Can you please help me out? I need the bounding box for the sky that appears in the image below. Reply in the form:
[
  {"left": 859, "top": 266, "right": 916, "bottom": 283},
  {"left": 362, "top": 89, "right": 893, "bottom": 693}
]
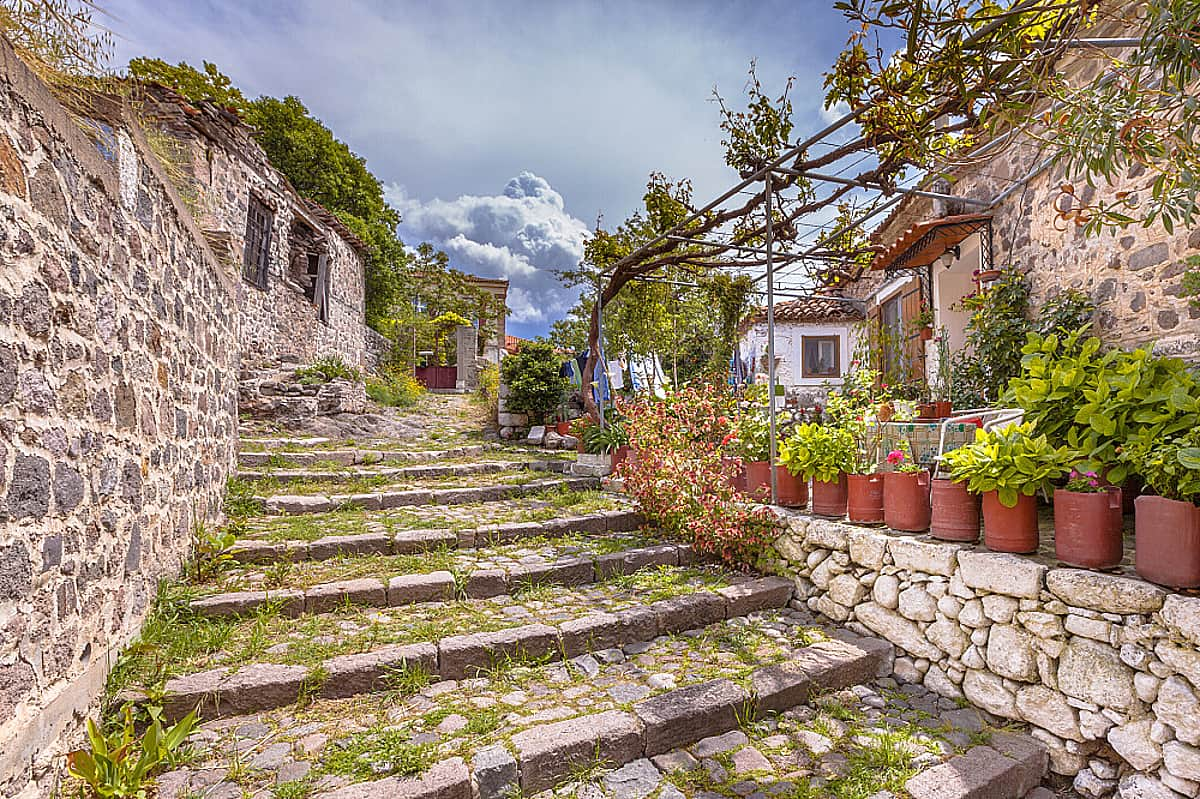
[{"left": 105, "top": 0, "right": 857, "bottom": 338}]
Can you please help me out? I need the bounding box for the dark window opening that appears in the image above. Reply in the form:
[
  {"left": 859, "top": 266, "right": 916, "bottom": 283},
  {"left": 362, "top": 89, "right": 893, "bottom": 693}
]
[
  {"left": 243, "top": 195, "right": 273, "bottom": 289},
  {"left": 802, "top": 335, "right": 841, "bottom": 378},
  {"left": 287, "top": 219, "right": 331, "bottom": 325}
]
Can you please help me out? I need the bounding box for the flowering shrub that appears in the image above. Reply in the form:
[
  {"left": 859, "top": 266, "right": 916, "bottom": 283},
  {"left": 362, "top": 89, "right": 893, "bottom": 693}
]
[
  {"left": 616, "top": 384, "right": 779, "bottom": 567},
  {"left": 886, "top": 442, "right": 923, "bottom": 474}
]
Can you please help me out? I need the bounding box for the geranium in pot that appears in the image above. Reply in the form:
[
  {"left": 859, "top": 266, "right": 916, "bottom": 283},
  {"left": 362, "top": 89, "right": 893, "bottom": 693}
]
[
  {"left": 883, "top": 443, "right": 931, "bottom": 532},
  {"left": 824, "top": 367, "right": 893, "bottom": 523},
  {"left": 734, "top": 403, "right": 773, "bottom": 501},
  {"left": 1053, "top": 467, "right": 1123, "bottom": 569},
  {"left": 780, "top": 423, "right": 854, "bottom": 514},
  {"left": 942, "top": 423, "right": 1069, "bottom": 553},
  {"left": 1123, "top": 432, "right": 1200, "bottom": 587}
]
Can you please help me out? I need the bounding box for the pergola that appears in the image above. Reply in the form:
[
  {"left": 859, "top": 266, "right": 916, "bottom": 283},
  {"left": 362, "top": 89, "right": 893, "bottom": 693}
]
[{"left": 584, "top": 6, "right": 1147, "bottom": 503}]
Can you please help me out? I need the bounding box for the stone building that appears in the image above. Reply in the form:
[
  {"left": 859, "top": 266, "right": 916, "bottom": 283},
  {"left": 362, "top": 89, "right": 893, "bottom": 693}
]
[
  {"left": 137, "top": 84, "right": 372, "bottom": 369},
  {"left": 843, "top": 23, "right": 1200, "bottom": 387},
  {"left": 0, "top": 40, "right": 239, "bottom": 792}
]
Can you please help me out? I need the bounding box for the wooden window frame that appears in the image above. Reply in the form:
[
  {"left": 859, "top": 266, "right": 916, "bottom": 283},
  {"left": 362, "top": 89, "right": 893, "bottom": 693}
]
[
  {"left": 243, "top": 195, "right": 273, "bottom": 290},
  {"left": 801, "top": 335, "right": 842, "bottom": 379}
]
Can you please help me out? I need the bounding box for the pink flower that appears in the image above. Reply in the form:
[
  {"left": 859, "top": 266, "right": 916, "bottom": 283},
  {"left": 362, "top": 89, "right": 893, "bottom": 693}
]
[{"left": 886, "top": 450, "right": 905, "bottom": 465}]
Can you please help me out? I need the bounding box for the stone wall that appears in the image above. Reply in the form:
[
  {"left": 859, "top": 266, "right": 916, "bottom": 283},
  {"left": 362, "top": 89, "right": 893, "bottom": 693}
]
[
  {"left": 768, "top": 513, "right": 1200, "bottom": 796},
  {"left": 0, "top": 41, "right": 238, "bottom": 794}
]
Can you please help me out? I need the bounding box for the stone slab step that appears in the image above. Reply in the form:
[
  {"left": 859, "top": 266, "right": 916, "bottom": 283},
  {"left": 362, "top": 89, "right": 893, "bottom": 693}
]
[
  {"left": 152, "top": 577, "right": 797, "bottom": 721},
  {"left": 238, "top": 444, "right": 511, "bottom": 467},
  {"left": 904, "top": 731, "right": 1048, "bottom": 799},
  {"left": 229, "top": 509, "right": 646, "bottom": 564},
  {"left": 258, "top": 476, "right": 602, "bottom": 515},
  {"left": 308, "top": 634, "right": 892, "bottom": 798},
  {"left": 237, "top": 460, "right": 569, "bottom": 483},
  {"left": 190, "top": 542, "right": 693, "bottom": 618}
]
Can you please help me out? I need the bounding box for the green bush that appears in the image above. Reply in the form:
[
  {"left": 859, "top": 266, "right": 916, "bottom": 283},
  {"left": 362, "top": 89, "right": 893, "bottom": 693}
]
[
  {"left": 780, "top": 423, "right": 856, "bottom": 482},
  {"left": 943, "top": 423, "right": 1071, "bottom": 507},
  {"left": 366, "top": 370, "right": 424, "bottom": 408},
  {"left": 295, "top": 354, "right": 362, "bottom": 384},
  {"left": 500, "top": 341, "right": 567, "bottom": 423}
]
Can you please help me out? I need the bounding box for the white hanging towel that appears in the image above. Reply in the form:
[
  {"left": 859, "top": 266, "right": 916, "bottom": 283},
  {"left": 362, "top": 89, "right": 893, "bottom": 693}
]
[
  {"left": 651, "top": 354, "right": 669, "bottom": 398},
  {"left": 609, "top": 355, "right": 626, "bottom": 391}
]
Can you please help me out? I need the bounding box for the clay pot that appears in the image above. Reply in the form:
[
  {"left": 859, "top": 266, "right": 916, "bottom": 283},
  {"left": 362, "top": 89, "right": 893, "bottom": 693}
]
[
  {"left": 555, "top": 421, "right": 571, "bottom": 435},
  {"left": 722, "top": 457, "right": 746, "bottom": 493},
  {"left": 935, "top": 401, "right": 953, "bottom": 418},
  {"left": 611, "top": 445, "right": 632, "bottom": 469},
  {"left": 919, "top": 326, "right": 934, "bottom": 342},
  {"left": 918, "top": 403, "right": 938, "bottom": 419},
  {"left": 982, "top": 491, "right": 1039, "bottom": 553},
  {"left": 846, "top": 473, "right": 884, "bottom": 524},
  {"left": 744, "top": 460, "right": 771, "bottom": 501},
  {"left": 930, "top": 478, "right": 979, "bottom": 542},
  {"left": 775, "top": 466, "right": 809, "bottom": 509},
  {"left": 877, "top": 403, "right": 894, "bottom": 422},
  {"left": 1054, "top": 488, "right": 1123, "bottom": 569},
  {"left": 1135, "top": 495, "right": 1200, "bottom": 588},
  {"left": 883, "top": 470, "right": 931, "bottom": 532},
  {"left": 811, "top": 474, "right": 848, "bottom": 517}
]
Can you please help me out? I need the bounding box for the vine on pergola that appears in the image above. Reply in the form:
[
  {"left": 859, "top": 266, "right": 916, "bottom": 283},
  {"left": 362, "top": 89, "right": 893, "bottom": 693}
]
[{"left": 576, "top": 0, "right": 1198, "bottom": 420}]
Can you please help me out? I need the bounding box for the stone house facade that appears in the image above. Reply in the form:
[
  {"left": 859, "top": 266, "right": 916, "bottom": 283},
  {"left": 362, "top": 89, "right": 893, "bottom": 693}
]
[
  {"left": 137, "top": 84, "right": 371, "bottom": 369},
  {"left": 0, "top": 40, "right": 239, "bottom": 794},
  {"left": 844, "top": 25, "right": 1200, "bottom": 388}
]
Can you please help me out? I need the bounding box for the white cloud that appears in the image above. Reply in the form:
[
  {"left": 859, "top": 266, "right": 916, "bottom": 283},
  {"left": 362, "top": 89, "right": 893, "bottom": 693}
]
[{"left": 388, "top": 172, "right": 589, "bottom": 330}]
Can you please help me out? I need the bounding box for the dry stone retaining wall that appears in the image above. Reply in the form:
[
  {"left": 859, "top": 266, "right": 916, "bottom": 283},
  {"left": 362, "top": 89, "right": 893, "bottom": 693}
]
[
  {"left": 768, "top": 512, "right": 1200, "bottom": 796},
  {"left": 0, "top": 39, "right": 238, "bottom": 793}
]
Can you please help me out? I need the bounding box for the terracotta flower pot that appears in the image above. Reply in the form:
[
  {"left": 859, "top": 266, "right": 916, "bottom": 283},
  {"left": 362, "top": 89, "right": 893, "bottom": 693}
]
[
  {"left": 935, "top": 401, "right": 953, "bottom": 418},
  {"left": 811, "top": 474, "right": 848, "bottom": 518},
  {"left": 919, "top": 326, "right": 934, "bottom": 342},
  {"left": 884, "top": 470, "right": 931, "bottom": 532},
  {"left": 918, "top": 403, "right": 938, "bottom": 419},
  {"left": 611, "top": 445, "right": 632, "bottom": 469},
  {"left": 744, "top": 460, "right": 771, "bottom": 501},
  {"left": 1054, "top": 488, "right": 1123, "bottom": 569},
  {"left": 877, "top": 403, "right": 894, "bottom": 422},
  {"left": 982, "top": 491, "right": 1039, "bottom": 553},
  {"left": 846, "top": 473, "right": 884, "bottom": 524},
  {"left": 775, "top": 466, "right": 809, "bottom": 508},
  {"left": 555, "top": 421, "right": 571, "bottom": 435},
  {"left": 930, "top": 478, "right": 979, "bottom": 542},
  {"left": 722, "top": 456, "right": 746, "bottom": 493},
  {"left": 1135, "top": 495, "right": 1200, "bottom": 588}
]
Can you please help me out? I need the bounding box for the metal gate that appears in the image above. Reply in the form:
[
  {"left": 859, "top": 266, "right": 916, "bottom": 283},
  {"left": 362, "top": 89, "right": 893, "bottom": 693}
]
[{"left": 414, "top": 366, "right": 457, "bottom": 389}]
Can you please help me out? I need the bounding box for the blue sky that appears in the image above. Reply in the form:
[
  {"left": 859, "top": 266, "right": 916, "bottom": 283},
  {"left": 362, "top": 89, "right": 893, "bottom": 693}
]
[{"left": 105, "top": 0, "right": 856, "bottom": 338}]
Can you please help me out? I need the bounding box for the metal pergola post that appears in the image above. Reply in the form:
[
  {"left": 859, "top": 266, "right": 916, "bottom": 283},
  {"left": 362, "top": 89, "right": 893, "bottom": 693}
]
[{"left": 764, "top": 175, "right": 778, "bottom": 506}]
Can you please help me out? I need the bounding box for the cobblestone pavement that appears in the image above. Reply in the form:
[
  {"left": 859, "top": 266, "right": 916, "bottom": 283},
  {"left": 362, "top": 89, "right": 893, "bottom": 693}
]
[{"left": 99, "top": 398, "right": 1055, "bottom": 799}]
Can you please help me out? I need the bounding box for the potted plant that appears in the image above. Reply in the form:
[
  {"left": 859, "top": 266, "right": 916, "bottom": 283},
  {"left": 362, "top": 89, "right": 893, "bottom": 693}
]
[
  {"left": 930, "top": 467, "right": 980, "bottom": 542},
  {"left": 554, "top": 400, "right": 572, "bottom": 435},
  {"left": 734, "top": 403, "right": 773, "bottom": 500},
  {"left": 943, "top": 423, "right": 1070, "bottom": 553},
  {"left": 1053, "top": 467, "right": 1123, "bottom": 569},
  {"left": 1123, "top": 432, "right": 1200, "bottom": 587},
  {"left": 974, "top": 266, "right": 1002, "bottom": 283},
  {"left": 569, "top": 415, "right": 594, "bottom": 453},
  {"left": 825, "top": 366, "right": 893, "bottom": 523},
  {"left": 883, "top": 442, "right": 931, "bottom": 532},
  {"left": 780, "top": 423, "right": 855, "bottom": 513},
  {"left": 915, "top": 307, "right": 935, "bottom": 341}
]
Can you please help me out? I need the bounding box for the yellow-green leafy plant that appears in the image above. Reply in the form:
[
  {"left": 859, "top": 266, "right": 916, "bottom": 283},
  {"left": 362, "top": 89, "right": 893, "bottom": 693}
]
[
  {"left": 67, "top": 704, "right": 198, "bottom": 798},
  {"left": 942, "top": 423, "right": 1071, "bottom": 508},
  {"left": 780, "top": 423, "right": 855, "bottom": 483}
]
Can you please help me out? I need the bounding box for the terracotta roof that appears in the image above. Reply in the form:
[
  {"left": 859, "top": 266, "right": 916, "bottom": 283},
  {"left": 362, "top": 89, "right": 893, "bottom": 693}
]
[
  {"left": 870, "top": 213, "right": 991, "bottom": 272},
  {"left": 743, "top": 295, "right": 866, "bottom": 329},
  {"left": 504, "top": 335, "right": 525, "bottom": 354}
]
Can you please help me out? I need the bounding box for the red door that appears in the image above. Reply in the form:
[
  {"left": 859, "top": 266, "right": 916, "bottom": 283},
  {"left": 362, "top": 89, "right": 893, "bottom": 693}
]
[{"left": 415, "top": 366, "right": 457, "bottom": 389}]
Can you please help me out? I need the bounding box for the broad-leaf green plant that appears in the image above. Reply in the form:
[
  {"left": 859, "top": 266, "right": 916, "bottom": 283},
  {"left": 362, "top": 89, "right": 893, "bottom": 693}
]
[
  {"left": 1122, "top": 429, "right": 1200, "bottom": 505},
  {"left": 67, "top": 704, "right": 198, "bottom": 798},
  {"left": 942, "top": 423, "right": 1071, "bottom": 508},
  {"left": 780, "top": 423, "right": 856, "bottom": 483}
]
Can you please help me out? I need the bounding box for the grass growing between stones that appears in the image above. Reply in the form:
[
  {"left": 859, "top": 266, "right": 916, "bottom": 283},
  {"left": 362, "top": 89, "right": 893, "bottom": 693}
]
[{"left": 244, "top": 468, "right": 554, "bottom": 498}]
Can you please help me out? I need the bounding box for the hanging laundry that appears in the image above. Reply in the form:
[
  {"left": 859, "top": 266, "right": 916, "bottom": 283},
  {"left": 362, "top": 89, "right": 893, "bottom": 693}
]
[{"left": 609, "top": 354, "right": 626, "bottom": 391}]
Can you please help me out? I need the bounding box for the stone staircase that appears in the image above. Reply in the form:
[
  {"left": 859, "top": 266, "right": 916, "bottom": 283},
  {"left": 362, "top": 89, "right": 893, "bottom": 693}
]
[{"left": 128, "top": 438, "right": 1053, "bottom": 799}]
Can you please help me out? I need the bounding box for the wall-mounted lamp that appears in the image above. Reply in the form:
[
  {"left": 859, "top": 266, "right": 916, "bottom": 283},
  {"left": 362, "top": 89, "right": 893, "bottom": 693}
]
[{"left": 937, "top": 245, "right": 962, "bottom": 269}]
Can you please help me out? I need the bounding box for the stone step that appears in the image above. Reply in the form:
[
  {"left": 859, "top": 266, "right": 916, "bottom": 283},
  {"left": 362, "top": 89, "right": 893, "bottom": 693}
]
[
  {"left": 256, "top": 476, "right": 602, "bottom": 515},
  {"left": 151, "top": 576, "right": 797, "bottom": 721},
  {"left": 904, "top": 731, "right": 1048, "bottom": 799},
  {"left": 311, "top": 633, "right": 892, "bottom": 799},
  {"left": 190, "top": 542, "right": 695, "bottom": 618},
  {"left": 238, "top": 444, "right": 511, "bottom": 467},
  {"left": 239, "top": 436, "right": 333, "bottom": 448},
  {"left": 229, "top": 509, "right": 646, "bottom": 564},
  {"left": 237, "top": 460, "right": 569, "bottom": 483}
]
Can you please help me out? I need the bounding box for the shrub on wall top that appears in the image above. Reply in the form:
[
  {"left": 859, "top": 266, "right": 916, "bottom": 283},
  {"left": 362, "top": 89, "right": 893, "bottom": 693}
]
[{"left": 500, "top": 341, "right": 567, "bottom": 423}]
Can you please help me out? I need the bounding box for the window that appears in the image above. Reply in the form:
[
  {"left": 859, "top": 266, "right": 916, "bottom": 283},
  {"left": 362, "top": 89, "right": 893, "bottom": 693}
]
[
  {"left": 880, "top": 293, "right": 904, "bottom": 380},
  {"left": 801, "top": 335, "right": 841, "bottom": 378},
  {"left": 243, "top": 195, "right": 273, "bottom": 289}
]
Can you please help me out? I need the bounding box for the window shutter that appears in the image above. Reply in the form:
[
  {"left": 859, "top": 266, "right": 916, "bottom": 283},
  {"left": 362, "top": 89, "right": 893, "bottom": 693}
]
[{"left": 315, "top": 253, "right": 330, "bottom": 323}]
